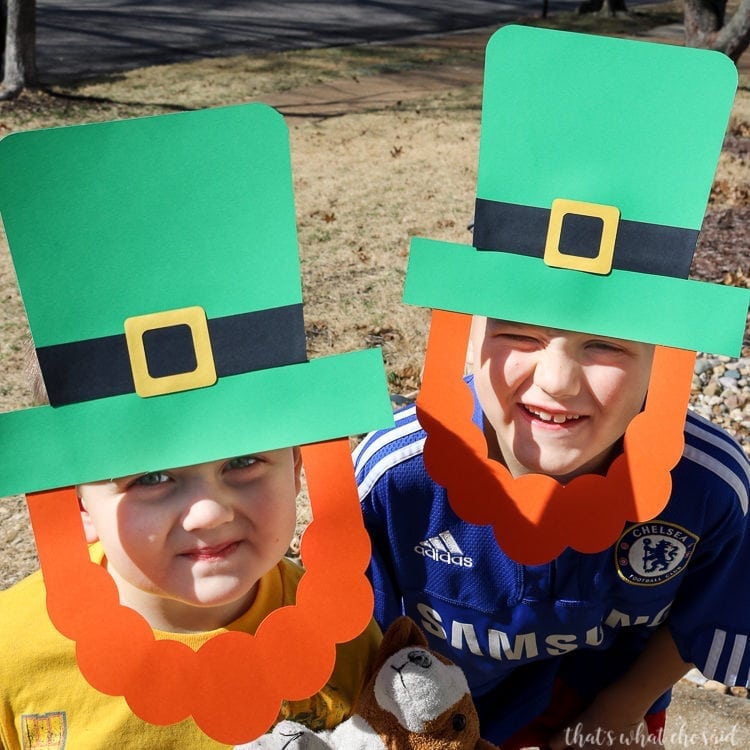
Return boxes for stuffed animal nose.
[407,650,432,669]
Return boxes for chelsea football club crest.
[615,521,699,586]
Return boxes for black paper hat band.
[37,303,307,407]
[473,198,699,279]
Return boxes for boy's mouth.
[182,541,240,560]
[522,405,583,424]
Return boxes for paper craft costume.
[0,103,393,743]
[402,25,750,564]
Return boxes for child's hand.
[546,628,683,749]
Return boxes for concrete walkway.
[261,23,690,120]
[35,0,667,85]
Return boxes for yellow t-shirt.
[0,546,381,750]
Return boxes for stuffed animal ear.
[365,616,428,684]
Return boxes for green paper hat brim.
[0,348,392,497]
[404,237,749,356]
[423,28,747,354]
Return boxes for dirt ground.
[0,3,749,745]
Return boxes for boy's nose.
[532,347,582,399]
[181,488,235,531]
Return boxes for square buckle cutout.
[124,306,217,398]
[544,198,620,275]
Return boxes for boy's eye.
[495,332,540,347]
[132,471,170,487]
[587,341,624,354]
[504,334,537,343]
[486,322,540,345]
[225,455,259,471]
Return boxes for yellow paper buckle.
[124,306,217,398]
[544,198,620,275]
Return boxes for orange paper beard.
[416,310,695,565]
[26,439,373,745]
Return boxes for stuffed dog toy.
[237,616,499,749]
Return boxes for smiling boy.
[356,317,715,749]
[471,318,654,483]
[355,26,750,750]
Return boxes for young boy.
[355,26,750,750]
[0,104,392,749]
[2,445,381,748]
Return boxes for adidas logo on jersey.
[414,531,473,568]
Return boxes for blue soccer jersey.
[355,376,750,744]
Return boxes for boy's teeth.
[529,407,580,423]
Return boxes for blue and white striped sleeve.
[353,404,425,629]
[669,411,750,687]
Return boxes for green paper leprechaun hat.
[0,103,393,496]
[404,25,749,354]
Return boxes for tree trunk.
[685,0,750,63]
[0,1,6,64]
[713,0,750,61]
[684,0,726,47]
[577,0,628,16]
[1,0,36,100]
